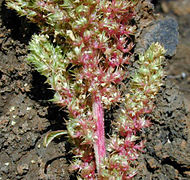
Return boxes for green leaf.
[43,130,67,147]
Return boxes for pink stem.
[92,96,106,175]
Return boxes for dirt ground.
[0,0,190,179]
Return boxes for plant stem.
[92,96,106,175]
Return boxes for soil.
[0,0,190,180]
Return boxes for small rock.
[9,106,15,112]
[31,160,36,164]
[154,140,163,152]
[11,120,16,126]
[37,107,47,117]
[1,165,9,174]
[136,17,179,57]
[17,164,29,175]
[184,171,190,177]
[18,110,25,117]
[21,121,29,132]
[147,157,158,169]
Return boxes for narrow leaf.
[43,130,67,147]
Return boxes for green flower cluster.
[102,43,165,178]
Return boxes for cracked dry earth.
[0,0,190,179]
